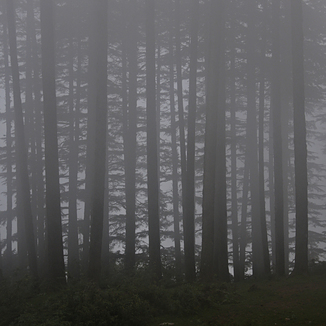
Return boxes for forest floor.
[1,268,326,325]
[152,274,326,326]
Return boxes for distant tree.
[40,0,65,284]
[291,0,308,275]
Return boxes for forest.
[1,0,326,319]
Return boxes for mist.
[0,0,326,287]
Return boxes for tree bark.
[88,0,108,282]
[291,0,308,275]
[6,0,38,281]
[146,0,162,279]
[40,0,65,284]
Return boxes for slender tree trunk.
[88,0,108,282]
[6,0,38,281]
[175,0,187,253]
[27,0,46,271]
[213,0,229,282]
[245,0,265,277]
[2,4,13,271]
[229,0,240,281]
[168,0,182,278]
[291,0,308,275]
[40,0,65,284]
[272,0,285,276]
[200,0,220,282]
[123,0,138,273]
[146,0,162,279]
[67,2,80,280]
[184,0,199,283]
[258,0,270,276]
[82,1,97,270]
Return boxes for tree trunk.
[168,0,182,279]
[245,0,265,277]
[291,0,308,275]
[146,0,162,279]
[123,0,138,274]
[184,0,199,283]
[40,0,65,284]
[272,0,285,276]
[88,0,108,282]
[2,3,13,271]
[6,0,38,281]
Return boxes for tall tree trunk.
[146,0,162,279]
[258,0,270,276]
[2,3,13,271]
[82,1,97,270]
[272,0,285,276]
[229,0,240,281]
[67,1,80,280]
[40,0,65,284]
[27,0,46,272]
[200,0,220,282]
[184,0,199,283]
[168,0,182,279]
[245,0,265,277]
[88,0,108,282]
[6,0,38,281]
[213,0,229,282]
[123,0,138,273]
[291,0,308,275]
[175,0,187,256]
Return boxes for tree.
[6,0,38,281]
[88,0,109,282]
[184,0,199,283]
[40,0,65,284]
[291,0,308,275]
[271,0,285,276]
[146,0,162,279]
[200,0,223,282]
[123,0,138,274]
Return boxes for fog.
[0,0,325,283]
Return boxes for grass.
[1,270,326,325]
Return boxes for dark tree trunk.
[213,0,229,282]
[6,0,38,281]
[88,0,108,282]
[291,0,308,275]
[245,0,265,277]
[258,0,270,276]
[175,0,187,251]
[146,0,162,279]
[184,0,199,283]
[272,0,285,276]
[200,0,221,282]
[229,0,240,281]
[168,0,182,279]
[2,3,13,271]
[67,1,80,280]
[40,0,65,284]
[123,0,138,274]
